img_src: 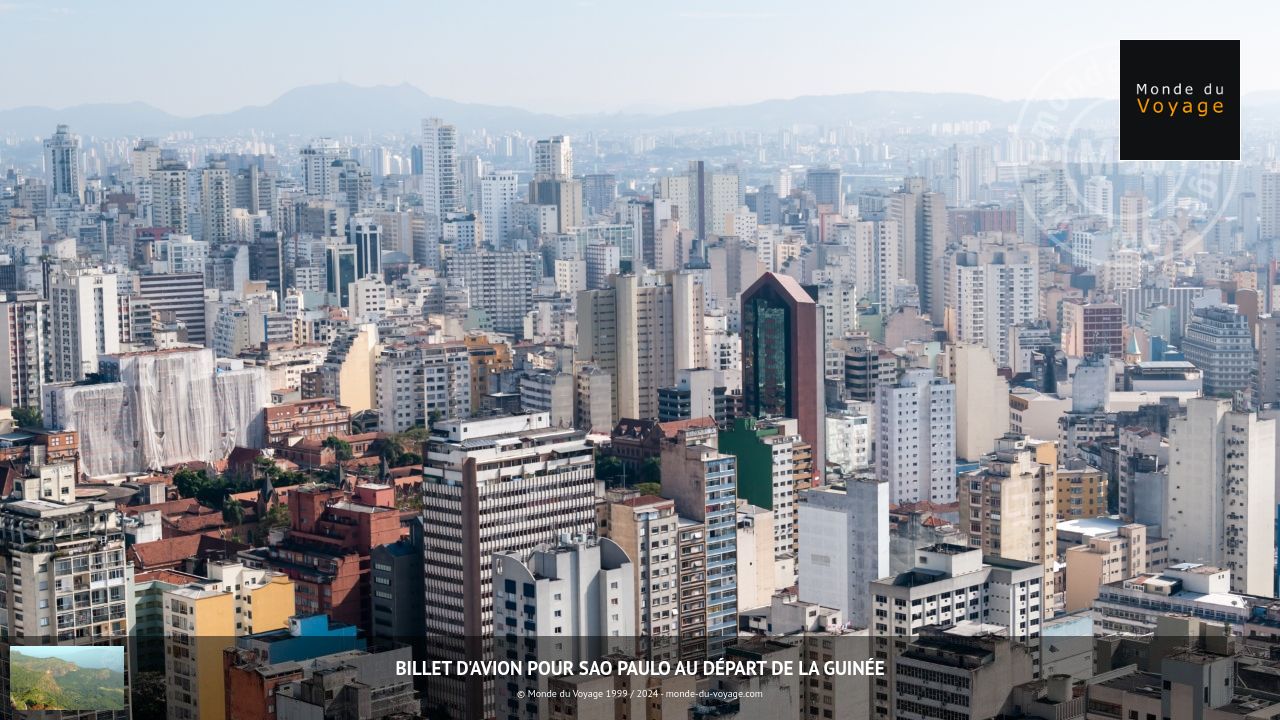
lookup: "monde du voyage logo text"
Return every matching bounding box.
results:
[1120,40,1240,161]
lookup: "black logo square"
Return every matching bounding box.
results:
[1120,39,1240,161]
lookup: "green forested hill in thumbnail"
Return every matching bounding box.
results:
[9,650,125,711]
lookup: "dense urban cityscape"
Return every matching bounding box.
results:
[4,9,1280,718]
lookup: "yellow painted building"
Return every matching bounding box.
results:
[162,562,295,720]
[1056,464,1108,520]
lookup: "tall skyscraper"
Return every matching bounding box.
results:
[1164,398,1276,595]
[151,159,191,234]
[658,423,738,655]
[889,179,947,321]
[200,160,233,244]
[739,272,825,473]
[48,266,120,382]
[944,233,1038,368]
[421,413,596,718]
[347,217,382,279]
[421,118,459,252]
[325,244,358,308]
[479,171,519,248]
[299,137,344,196]
[1084,175,1114,226]
[805,166,842,212]
[1261,171,1280,241]
[0,291,48,410]
[534,135,573,179]
[578,271,706,420]
[582,173,617,216]
[44,123,83,203]
[877,368,957,503]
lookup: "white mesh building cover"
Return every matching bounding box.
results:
[43,348,268,478]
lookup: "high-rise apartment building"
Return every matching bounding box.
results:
[48,266,120,382]
[658,424,738,655]
[1164,397,1275,595]
[578,271,705,420]
[421,118,459,249]
[945,233,1038,368]
[151,159,191,234]
[869,545,1044,718]
[876,368,957,504]
[445,251,542,335]
[0,457,132,719]
[534,135,573,179]
[1061,299,1124,359]
[420,413,596,718]
[888,180,947,321]
[958,434,1058,595]
[201,160,233,245]
[375,340,471,432]
[0,291,48,410]
[719,417,808,566]
[492,537,634,720]
[479,171,519,248]
[44,124,83,203]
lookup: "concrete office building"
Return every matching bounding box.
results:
[1164,397,1275,596]
[578,271,705,421]
[797,475,889,628]
[420,413,597,718]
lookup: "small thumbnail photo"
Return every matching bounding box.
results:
[8,646,125,711]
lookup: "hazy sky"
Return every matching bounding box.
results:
[13,646,124,671]
[0,0,1271,115]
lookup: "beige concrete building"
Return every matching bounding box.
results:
[1063,522,1168,612]
[942,342,1011,461]
[959,434,1058,595]
[1056,462,1108,519]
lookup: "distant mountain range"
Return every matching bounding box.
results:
[9,650,126,711]
[3,82,1280,139]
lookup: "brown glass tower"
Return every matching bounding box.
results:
[740,272,825,476]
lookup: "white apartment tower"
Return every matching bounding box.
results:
[534,135,573,179]
[44,124,83,203]
[421,118,459,245]
[49,266,120,382]
[945,233,1038,368]
[1164,397,1276,596]
[0,292,49,410]
[797,475,889,628]
[876,368,957,504]
[479,171,519,248]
